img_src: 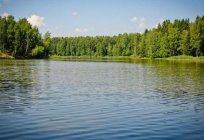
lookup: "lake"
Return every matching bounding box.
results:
[0,59,204,140]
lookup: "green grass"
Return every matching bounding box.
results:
[49,55,138,59]
[49,55,69,59]
[49,55,204,62]
[167,55,204,60]
[167,55,194,59]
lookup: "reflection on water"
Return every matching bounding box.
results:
[0,59,204,140]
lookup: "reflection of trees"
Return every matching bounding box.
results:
[0,60,39,114]
[144,59,204,107]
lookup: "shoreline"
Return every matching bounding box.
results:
[1,53,204,62]
[49,55,204,61]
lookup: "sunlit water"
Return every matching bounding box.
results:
[0,59,204,140]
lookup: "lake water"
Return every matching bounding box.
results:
[0,59,204,140]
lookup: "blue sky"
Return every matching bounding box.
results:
[1,0,204,37]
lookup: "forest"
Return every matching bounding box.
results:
[0,15,204,58]
[0,15,49,58]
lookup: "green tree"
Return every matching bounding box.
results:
[168,26,180,56]
[159,33,169,57]
[31,45,45,58]
[179,30,190,55]
[6,15,16,52]
[43,31,51,57]
[190,17,203,56]
[0,17,7,51]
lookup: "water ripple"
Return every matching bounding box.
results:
[0,60,204,140]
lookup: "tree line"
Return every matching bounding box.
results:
[49,16,204,57]
[1,15,204,58]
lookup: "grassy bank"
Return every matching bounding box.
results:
[2,54,203,61]
[0,51,14,59]
[49,55,204,60]
[163,55,204,62]
[166,55,204,60]
[49,55,138,60]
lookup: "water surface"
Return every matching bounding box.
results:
[0,59,204,140]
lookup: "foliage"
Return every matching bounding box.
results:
[48,16,204,58]
[0,15,45,58]
[31,45,45,58]
[1,15,204,58]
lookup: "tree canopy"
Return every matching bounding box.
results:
[48,16,204,58]
[0,15,45,58]
[1,15,204,58]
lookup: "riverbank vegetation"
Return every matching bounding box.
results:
[1,15,204,59]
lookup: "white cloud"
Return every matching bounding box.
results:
[72,12,78,16]
[131,17,137,22]
[138,17,145,28]
[154,19,164,28]
[74,28,89,33]
[27,14,45,28]
[131,16,145,29]
[54,26,60,30]
[1,12,10,18]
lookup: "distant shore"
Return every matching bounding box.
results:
[1,52,204,62]
[49,55,204,61]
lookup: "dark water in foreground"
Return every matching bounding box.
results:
[0,59,204,140]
